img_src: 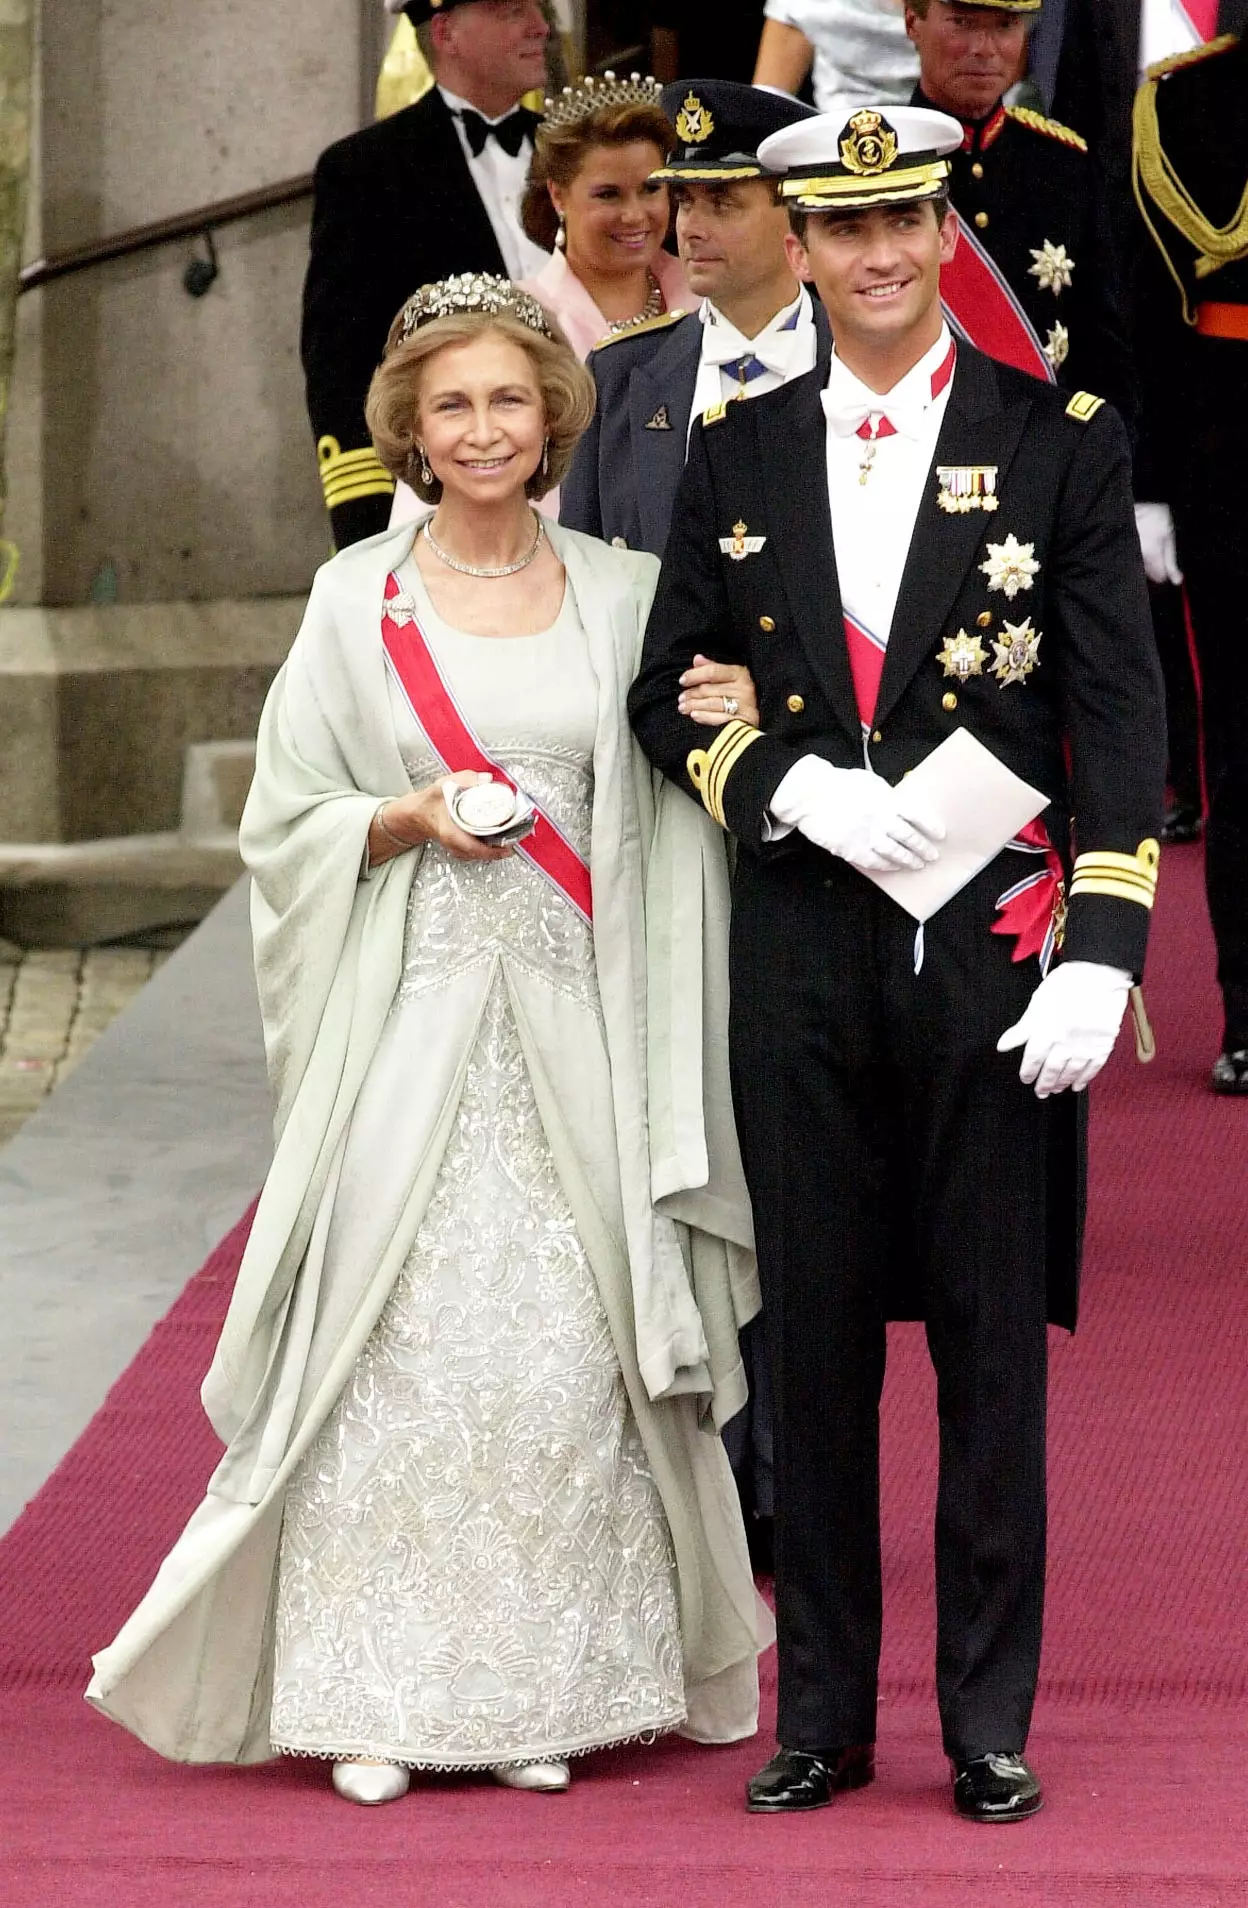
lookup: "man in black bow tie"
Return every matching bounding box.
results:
[302,0,551,548]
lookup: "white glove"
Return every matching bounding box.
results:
[769,755,945,872]
[1134,502,1183,587]
[997,961,1132,1097]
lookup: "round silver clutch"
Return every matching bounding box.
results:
[448,781,536,842]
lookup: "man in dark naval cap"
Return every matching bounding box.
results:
[302,0,551,550]
[562,80,826,564]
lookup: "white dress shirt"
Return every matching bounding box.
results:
[822,323,956,650]
[439,85,550,282]
[689,287,819,441]
[1138,0,1204,75]
[764,324,956,836]
[763,0,918,118]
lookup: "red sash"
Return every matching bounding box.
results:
[942,220,1055,384]
[380,572,593,925]
[843,611,889,730]
[992,818,1065,971]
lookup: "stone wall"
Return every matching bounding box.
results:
[8,0,381,609]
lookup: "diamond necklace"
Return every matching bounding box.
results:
[423,510,545,578]
[605,271,663,336]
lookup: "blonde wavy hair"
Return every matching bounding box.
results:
[365,309,596,503]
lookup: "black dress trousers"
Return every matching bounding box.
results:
[729,846,1064,1760]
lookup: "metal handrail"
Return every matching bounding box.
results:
[18,172,314,294]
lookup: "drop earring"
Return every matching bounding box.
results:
[555,214,566,252]
[541,437,550,477]
[418,444,432,486]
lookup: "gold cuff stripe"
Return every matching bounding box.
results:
[1070,840,1160,909]
[323,474,397,508]
[687,720,763,827]
[316,435,395,506]
[1068,875,1156,908]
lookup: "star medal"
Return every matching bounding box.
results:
[1044,322,1070,370]
[1029,240,1074,295]
[936,627,989,680]
[980,533,1039,598]
[991,616,1042,686]
[719,519,766,560]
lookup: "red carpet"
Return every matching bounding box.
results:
[1,847,1246,1905]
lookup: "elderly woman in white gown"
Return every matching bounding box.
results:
[87,275,767,1806]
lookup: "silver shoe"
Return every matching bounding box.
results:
[491,1759,571,1793]
[332,1760,411,1805]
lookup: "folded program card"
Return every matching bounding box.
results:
[865,728,1049,923]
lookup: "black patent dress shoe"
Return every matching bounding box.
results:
[1160,802,1203,845]
[1211,1049,1248,1094]
[746,1744,875,1813]
[951,1753,1043,1823]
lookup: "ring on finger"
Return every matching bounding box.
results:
[722,694,739,717]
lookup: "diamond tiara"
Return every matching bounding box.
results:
[396,273,556,344]
[540,70,663,132]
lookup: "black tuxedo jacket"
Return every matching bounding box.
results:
[561,300,833,559]
[301,91,508,548]
[629,337,1165,979]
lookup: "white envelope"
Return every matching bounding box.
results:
[864,727,1049,923]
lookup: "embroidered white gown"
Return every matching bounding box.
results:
[268,567,686,1771]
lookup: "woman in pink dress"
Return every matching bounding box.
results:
[517,72,690,360]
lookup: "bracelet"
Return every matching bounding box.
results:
[373,800,414,851]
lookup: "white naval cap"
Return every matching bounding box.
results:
[757,105,964,212]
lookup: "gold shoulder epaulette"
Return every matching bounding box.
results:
[1145,31,1238,81]
[590,308,688,353]
[701,398,730,427]
[1065,391,1105,422]
[317,435,395,513]
[1006,105,1088,153]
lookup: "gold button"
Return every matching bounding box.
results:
[787,693,805,714]
[977,610,992,627]
[974,211,989,230]
[759,615,776,632]
[942,691,958,712]
[971,162,984,180]
[871,729,883,744]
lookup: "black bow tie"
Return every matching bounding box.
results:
[457,106,537,159]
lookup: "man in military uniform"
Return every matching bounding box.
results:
[301,0,551,549]
[630,105,1165,1819]
[904,0,1134,424]
[561,80,825,560]
[1133,31,1248,1088]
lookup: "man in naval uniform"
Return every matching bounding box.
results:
[630,104,1165,1820]
[903,0,1135,427]
[301,0,551,549]
[1133,30,1248,1089]
[560,80,826,560]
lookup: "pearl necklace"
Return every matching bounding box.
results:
[604,272,663,336]
[423,511,545,578]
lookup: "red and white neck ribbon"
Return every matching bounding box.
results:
[992,817,1064,971]
[843,611,889,732]
[380,572,593,925]
[942,220,1056,384]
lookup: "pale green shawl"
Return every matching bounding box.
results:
[85,520,764,1763]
